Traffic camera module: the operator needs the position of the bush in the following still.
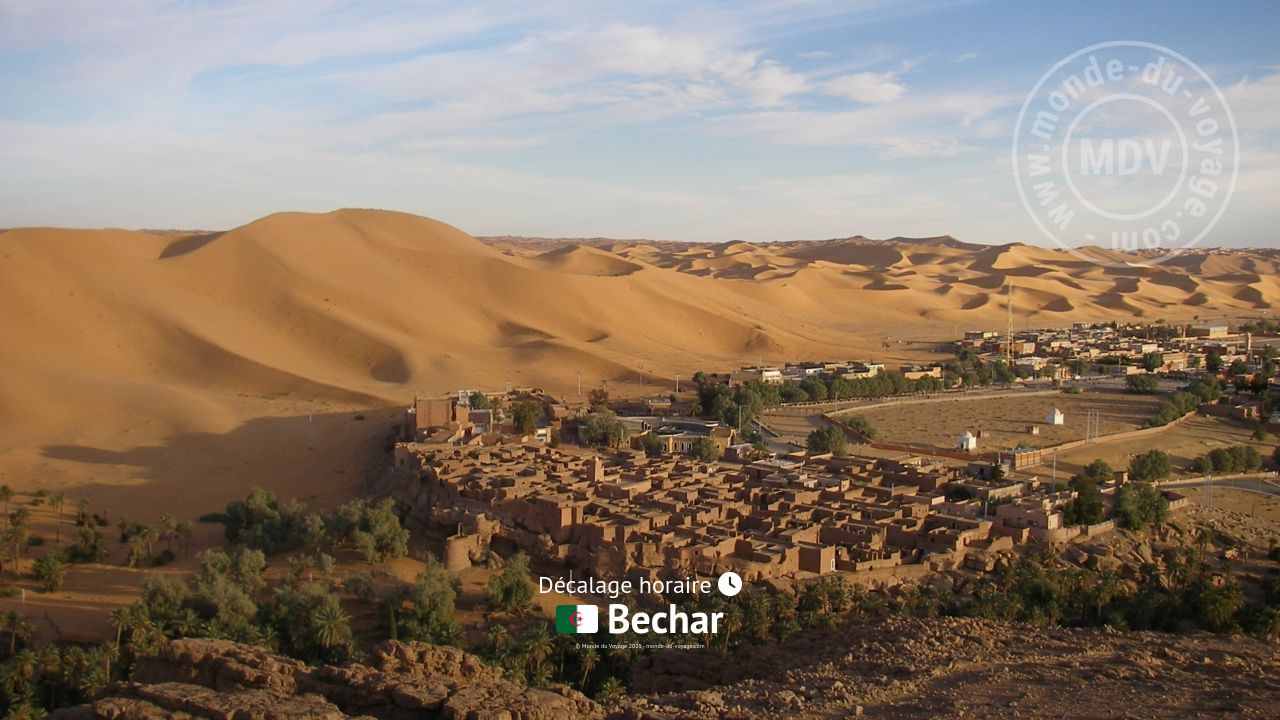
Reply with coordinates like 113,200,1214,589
198,512,228,524
1125,374,1159,394
842,415,877,440
345,571,377,603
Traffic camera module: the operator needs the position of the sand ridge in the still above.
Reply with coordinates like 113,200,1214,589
2,208,1277,521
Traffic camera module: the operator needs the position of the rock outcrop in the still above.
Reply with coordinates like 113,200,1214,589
51,638,602,720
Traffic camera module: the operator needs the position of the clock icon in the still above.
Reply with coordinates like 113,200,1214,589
717,571,743,597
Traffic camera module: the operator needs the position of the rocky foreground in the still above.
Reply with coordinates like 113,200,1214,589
51,613,1279,720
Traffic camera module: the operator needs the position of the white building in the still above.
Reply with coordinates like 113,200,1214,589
957,430,978,452
1046,408,1065,425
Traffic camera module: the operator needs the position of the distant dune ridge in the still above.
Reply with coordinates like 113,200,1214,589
1,208,1278,513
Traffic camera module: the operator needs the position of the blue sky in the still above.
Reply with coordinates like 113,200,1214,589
1,0,1276,246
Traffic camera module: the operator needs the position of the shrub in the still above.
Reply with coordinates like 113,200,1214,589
843,415,877,440
345,571,377,603
1125,374,1159,394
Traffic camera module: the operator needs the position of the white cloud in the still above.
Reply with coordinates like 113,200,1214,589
824,71,906,103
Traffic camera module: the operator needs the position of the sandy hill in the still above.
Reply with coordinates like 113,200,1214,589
2,209,1278,519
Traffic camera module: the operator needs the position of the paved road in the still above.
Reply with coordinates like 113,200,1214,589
1161,473,1280,497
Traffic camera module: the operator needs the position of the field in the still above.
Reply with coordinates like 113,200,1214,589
844,387,1165,453
1050,413,1273,479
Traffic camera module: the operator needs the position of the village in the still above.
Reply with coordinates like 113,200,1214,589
369,319,1280,590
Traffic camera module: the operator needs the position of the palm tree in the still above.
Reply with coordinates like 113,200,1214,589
2,610,31,656
312,602,352,650
139,525,159,558
719,603,743,652
39,644,64,708
596,676,625,699
0,485,13,524
175,520,194,557
49,492,65,544
75,499,90,528
94,643,118,691
485,624,509,660
171,607,201,638
108,607,132,653
9,508,30,557
158,514,177,553
126,535,148,568
578,645,597,688
522,622,553,677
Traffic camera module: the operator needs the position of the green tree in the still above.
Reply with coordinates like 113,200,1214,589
690,437,720,463
638,432,663,458
468,391,490,410
1128,449,1172,483
587,387,609,410
486,552,534,615
1125,374,1159,394
393,555,460,644
511,400,542,435
583,411,627,448
1112,482,1170,531
31,550,65,591
1142,352,1164,372
806,425,847,456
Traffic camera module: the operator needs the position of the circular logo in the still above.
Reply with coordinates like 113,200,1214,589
1013,41,1238,265
717,570,742,597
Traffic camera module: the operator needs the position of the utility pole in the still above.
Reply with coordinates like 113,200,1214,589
1006,281,1015,365
308,414,315,450
675,374,680,394
577,370,582,398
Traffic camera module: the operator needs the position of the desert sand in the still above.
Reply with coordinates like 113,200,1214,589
4,208,1279,523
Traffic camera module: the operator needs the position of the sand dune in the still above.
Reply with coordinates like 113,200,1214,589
2,208,1277,521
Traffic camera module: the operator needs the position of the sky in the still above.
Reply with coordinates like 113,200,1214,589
0,0,1277,247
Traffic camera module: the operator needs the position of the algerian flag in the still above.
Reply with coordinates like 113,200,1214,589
555,604,598,634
